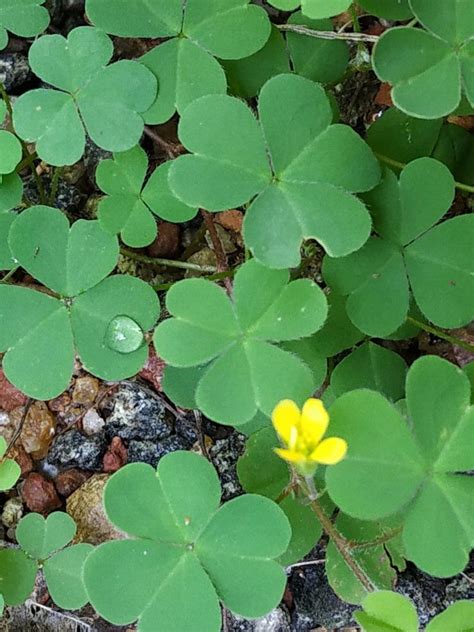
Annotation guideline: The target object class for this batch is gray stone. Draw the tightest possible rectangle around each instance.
[0,54,31,92]
[174,415,199,447]
[127,435,189,467]
[23,176,86,217]
[42,430,106,473]
[224,608,291,632]
[209,433,246,501]
[103,382,173,442]
[83,138,112,186]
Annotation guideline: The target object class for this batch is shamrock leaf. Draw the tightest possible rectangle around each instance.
[0,130,21,181]
[13,27,157,166]
[84,451,291,631]
[373,0,474,118]
[0,173,23,213]
[322,158,473,336]
[0,206,159,399]
[326,355,474,577]
[268,0,351,19]
[0,549,36,606]
[0,0,50,50]
[15,512,93,610]
[154,258,328,424]
[96,146,197,247]
[0,435,20,491]
[0,212,15,270]
[170,73,380,269]
[86,0,270,124]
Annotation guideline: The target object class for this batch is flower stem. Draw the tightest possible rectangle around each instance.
[277,23,379,43]
[120,247,218,273]
[301,477,376,593]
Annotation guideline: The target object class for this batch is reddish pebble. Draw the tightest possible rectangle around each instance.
[55,469,90,497]
[103,437,127,473]
[147,222,180,258]
[0,369,27,412]
[139,346,166,392]
[48,392,72,413]
[215,210,243,233]
[8,445,33,477]
[22,472,61,514]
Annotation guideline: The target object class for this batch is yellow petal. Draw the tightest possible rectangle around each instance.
[300,398,329,447]
[310,437,347,465]
[274,448,306,464]
[272,399,300,444]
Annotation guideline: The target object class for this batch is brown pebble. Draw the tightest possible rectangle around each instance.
[215,210,243,233]
[55,469,90,497]
[138,346,166,392]
[48,392,72,413]
[10,402,56,460]
[147,222,180,258]
[0,369,27,412]
[103,437,128,473]
[72,376,100,407]
[8,445,33,477]
[22,473,61,514]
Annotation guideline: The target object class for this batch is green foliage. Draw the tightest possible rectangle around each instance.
[11,512,92,610]
[84,451,291,631]
[0,0,49,50]
[268,0,351,19]
[323,158,474,336]
[0,206,159,398]
[13,27,157,165]
[96,146,197,247]
[0,436,20,491]
[373,0,474,118]
[359,0,412,20]
[154,258,327,424]
[170,73,380,268]
[326,355,474,577]
[356,591,474,632]
[86,0,271,124]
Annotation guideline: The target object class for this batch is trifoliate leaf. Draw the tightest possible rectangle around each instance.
[44,544,93,610]
[16,512,76,560]
[0,172,23,213]
[96,146,197,247]
[355,591,419,632]
[373,0,474,118]
[0,130,21,177]
[170,74,380,268]
[425,600,474,632]
[268,0,351,18]
[84,451,291,631]
[13,27,157,165]
[326,356,474,577]
[0,0,50,51]
[0,212,15,270]
[331,342,407,402]
[0,549,36,605]
[323,158,469,336]
[87,0,270,123]
[154,259,328,424]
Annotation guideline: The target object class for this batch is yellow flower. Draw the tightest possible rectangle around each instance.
[272,398,347,473]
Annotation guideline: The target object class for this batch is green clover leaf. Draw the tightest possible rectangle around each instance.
[84,451,291,631]
[326,355,474,577]
[0,212,16,270]
[0,206,160,399]
[0,0,50,50]
[268,0,351,19]
[86,0,270,124]
[322,158,474,336]
[359,0,412,20]
[154,258,328,424]
[373,0,474,118]
[169,73,380,269]
[0,436,20,491]
[0,549,36,606]
[13,27,157,166]
[96,145,197,248]
[15,512,93,610]
[0,130,21,181]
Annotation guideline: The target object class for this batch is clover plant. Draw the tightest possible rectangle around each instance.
[169,73,380,268]
[0,512,92,609]
[84,451,291,632]
[13,27,157,165]
[0,0,49,50]
[0,206,159,398]
[373,0,474,118]
[2,0,474,627]
[96,146,197,248]
[86,0,271,124]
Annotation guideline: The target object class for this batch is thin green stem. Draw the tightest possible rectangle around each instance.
[121,247,217,273]
[375,153,474,194]
[151,269,236,292]
[347,527,403,550]
[301,477,376,593]
[408,317,474,354]
[277,23,379,43]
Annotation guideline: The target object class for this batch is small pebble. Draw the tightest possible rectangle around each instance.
[55,469,90,497]
[16,402,55,459]
[127,435,188,468]
[43,429,107,472]
[22,472,61,514]
[82,408,105,435]
[103,437,127,473]
[73,376,100,406]
[1,497,23,528]
[0,368,27,411]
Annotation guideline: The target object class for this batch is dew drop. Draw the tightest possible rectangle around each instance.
[105,315,144,354]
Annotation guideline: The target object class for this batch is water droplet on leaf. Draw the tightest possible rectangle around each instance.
[105,316,144,354]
